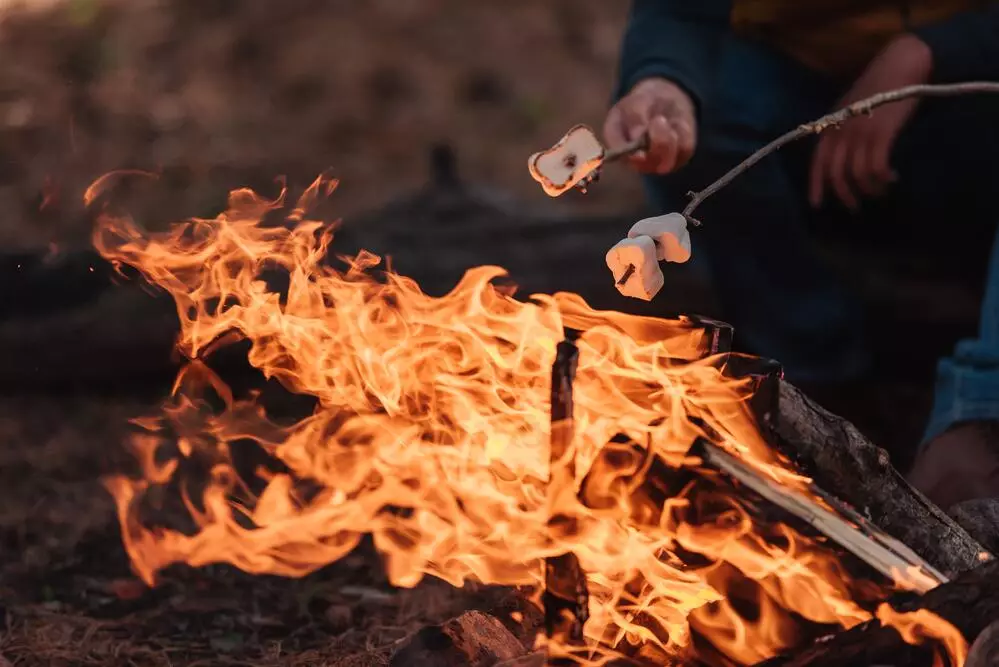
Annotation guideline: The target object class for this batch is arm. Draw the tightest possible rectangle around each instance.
[912,3,999,82]
[615,0,731,113]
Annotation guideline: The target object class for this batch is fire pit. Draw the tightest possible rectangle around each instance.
[81,172,999,667]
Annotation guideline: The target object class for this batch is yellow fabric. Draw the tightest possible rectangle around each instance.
[731,0,983,77]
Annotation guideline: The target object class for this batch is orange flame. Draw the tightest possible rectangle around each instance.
[92,175,966,665]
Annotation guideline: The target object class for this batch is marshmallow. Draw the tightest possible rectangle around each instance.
[605,235,664,301]
[627,213,691,264]
[528,124,605,197]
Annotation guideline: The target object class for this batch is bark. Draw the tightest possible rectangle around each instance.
[771,381,987,576]
[949,499,999,557]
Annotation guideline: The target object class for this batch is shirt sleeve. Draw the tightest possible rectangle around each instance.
[615,0,732,114]
[912,4,999,83]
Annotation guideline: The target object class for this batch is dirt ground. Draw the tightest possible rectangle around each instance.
[0,1,994,665]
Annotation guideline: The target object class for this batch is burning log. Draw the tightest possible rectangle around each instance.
[691,438,947,592]
[389,610,528,667]
[770,382,988,575]
[543,329,589,650]
[949,499,999,556]
[757,558,999,667]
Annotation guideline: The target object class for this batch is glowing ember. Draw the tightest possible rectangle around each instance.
[91,174,967,665]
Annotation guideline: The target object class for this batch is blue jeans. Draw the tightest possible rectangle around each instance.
[641,36,999,442]
[925,230,999,442]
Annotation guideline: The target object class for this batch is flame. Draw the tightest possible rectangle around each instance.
[92,174,966,665]
[877,603,968,667]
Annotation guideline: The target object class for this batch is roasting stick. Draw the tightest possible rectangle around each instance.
[602,132,649,164]
[529,81,999,301]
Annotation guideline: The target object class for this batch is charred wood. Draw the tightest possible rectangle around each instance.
[757,558,999,667]
[770,381,987,575]
[949,499,999,557]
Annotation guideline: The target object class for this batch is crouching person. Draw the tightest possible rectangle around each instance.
[604,0,999,508]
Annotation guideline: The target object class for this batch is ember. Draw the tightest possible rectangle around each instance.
[91,173,966,665]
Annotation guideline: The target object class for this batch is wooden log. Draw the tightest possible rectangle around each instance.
[389,610,528,667]
[771,381,987,576]
[949,499,999,557]
[757,559,999,667]
[543,330,589,651]
[693,439,947,592]
[966,620,999,667]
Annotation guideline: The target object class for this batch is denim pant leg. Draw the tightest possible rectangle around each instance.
[924,227,999,442]
[643,37,869,384]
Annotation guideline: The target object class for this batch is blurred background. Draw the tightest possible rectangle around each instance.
[0,1,992,664]
[0,0,640,249]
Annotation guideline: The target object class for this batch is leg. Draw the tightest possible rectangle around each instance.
[644,36,869,384]
[904,95,999,508]
[923,226,999,445]
[908,223,999,509]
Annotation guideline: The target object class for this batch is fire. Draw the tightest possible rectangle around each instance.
[91,174,967,665]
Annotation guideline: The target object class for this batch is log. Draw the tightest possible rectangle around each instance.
[966,620,999,667]
[544,331,589,648]
[389,610,527,667]
[771,381,987,576]
[694,439,947,592]
[757,558,999,667]
[949,499,999,557]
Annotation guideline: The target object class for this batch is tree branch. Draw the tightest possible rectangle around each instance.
[681,82,999,227]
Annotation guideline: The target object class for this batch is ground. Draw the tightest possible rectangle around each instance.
[0,1,993,665]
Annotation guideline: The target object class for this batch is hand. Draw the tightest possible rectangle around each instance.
[809,34,934,210]
[603,78,698,175]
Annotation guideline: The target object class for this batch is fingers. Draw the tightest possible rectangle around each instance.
[827,136,859,211]
[646,115,678,173]
[603,82,698,175]
[808,134,832,209]
[809,123,898,211]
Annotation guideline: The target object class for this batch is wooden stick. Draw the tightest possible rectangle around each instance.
[682,81,999,227]
[603,132,649,164]
[543,329,589,655]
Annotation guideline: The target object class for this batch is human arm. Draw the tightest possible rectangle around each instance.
[809,4,999,209]
[606,0,730,174]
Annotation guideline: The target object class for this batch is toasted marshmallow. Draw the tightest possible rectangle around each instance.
[605,235,664,301]
[528,125,605,197]
[627,213,691,264]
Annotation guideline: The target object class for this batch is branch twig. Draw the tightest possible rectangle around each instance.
[681,81,999,228]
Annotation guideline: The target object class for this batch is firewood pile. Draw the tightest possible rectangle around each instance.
[385,334,999,666]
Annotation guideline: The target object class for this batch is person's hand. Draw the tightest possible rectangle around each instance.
[809,34,934,210]
[603,78,697,175]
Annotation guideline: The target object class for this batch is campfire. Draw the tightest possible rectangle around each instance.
[84,170,993,666]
